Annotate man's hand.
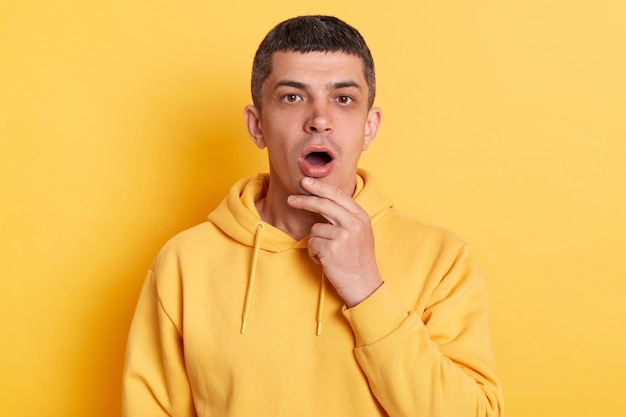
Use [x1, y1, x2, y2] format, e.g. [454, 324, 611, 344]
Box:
[287, 177, 383, 308]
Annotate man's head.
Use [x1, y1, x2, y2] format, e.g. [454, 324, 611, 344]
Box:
[251, 15, 376, 111]
[244, 16, 382, 201]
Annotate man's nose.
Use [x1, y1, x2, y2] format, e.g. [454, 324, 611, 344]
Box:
[306, 102, 333, 133]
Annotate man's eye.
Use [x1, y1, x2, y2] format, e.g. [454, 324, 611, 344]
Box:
[283, 94, 302, 103]
[336, 96, 353, 104]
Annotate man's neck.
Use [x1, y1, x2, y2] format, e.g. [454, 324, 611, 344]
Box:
[255, 189, 324, 241]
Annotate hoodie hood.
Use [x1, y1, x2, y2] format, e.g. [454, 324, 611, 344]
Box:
[208, 168, 393, 252]
[207, 169, 393, 335]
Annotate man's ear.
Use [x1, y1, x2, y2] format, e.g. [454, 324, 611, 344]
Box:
[244, 104, 266, 149]
[363, 107, 382, 151]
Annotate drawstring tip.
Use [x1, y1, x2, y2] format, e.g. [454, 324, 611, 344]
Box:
[240, 320, 247, 334]
[316, 321, 322, 336]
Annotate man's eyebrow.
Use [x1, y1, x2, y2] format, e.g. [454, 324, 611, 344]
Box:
[331, 81, 362, 90]
[274, 80, 307, 90]
[273, 80, 362, 91]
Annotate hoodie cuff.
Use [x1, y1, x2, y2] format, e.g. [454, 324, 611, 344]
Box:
[342, 283, 408, 347]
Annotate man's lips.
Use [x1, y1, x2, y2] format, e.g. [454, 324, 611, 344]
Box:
[298, 146, 336, 178]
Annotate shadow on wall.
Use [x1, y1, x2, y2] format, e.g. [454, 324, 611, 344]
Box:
[77, 75, 265, 416]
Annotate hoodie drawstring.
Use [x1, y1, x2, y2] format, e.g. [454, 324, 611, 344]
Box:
[241, 223, 264, 334]
[316, 271, 326, 336]
[240, 222, 327, 336]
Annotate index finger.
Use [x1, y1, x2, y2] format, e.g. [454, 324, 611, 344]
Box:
[299, 177, 362, 214]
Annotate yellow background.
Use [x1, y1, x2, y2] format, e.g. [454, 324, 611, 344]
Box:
[1, 1, 625, 416]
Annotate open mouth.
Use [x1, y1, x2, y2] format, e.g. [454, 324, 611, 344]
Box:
[299, 147, 336, 177]
[304, 151, 333, 166]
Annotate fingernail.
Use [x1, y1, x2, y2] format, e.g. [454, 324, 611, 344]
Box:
[287, 195, 296, 202]
[302, 177, 314, 185]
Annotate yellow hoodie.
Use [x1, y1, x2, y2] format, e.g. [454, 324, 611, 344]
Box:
[122, 170, 503, 417]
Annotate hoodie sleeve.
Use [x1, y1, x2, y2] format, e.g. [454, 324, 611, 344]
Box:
[122, 270, 197, 417]
[342, 243, 503, 417]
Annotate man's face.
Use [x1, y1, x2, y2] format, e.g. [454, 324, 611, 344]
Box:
[245, 51, 381, 198]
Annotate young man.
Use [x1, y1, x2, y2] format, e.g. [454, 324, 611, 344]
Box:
[123, 15, 503, 417]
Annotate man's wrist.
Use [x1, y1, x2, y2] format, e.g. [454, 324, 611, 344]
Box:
[343, 277, 384, 308]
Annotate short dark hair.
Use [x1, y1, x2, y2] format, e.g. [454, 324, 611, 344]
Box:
[251, 15, 376, 110]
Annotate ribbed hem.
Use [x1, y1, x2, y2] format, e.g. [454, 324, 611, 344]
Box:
[342, 283, 408, 347]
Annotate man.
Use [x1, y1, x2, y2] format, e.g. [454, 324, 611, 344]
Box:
[123, 15, 503, 417]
